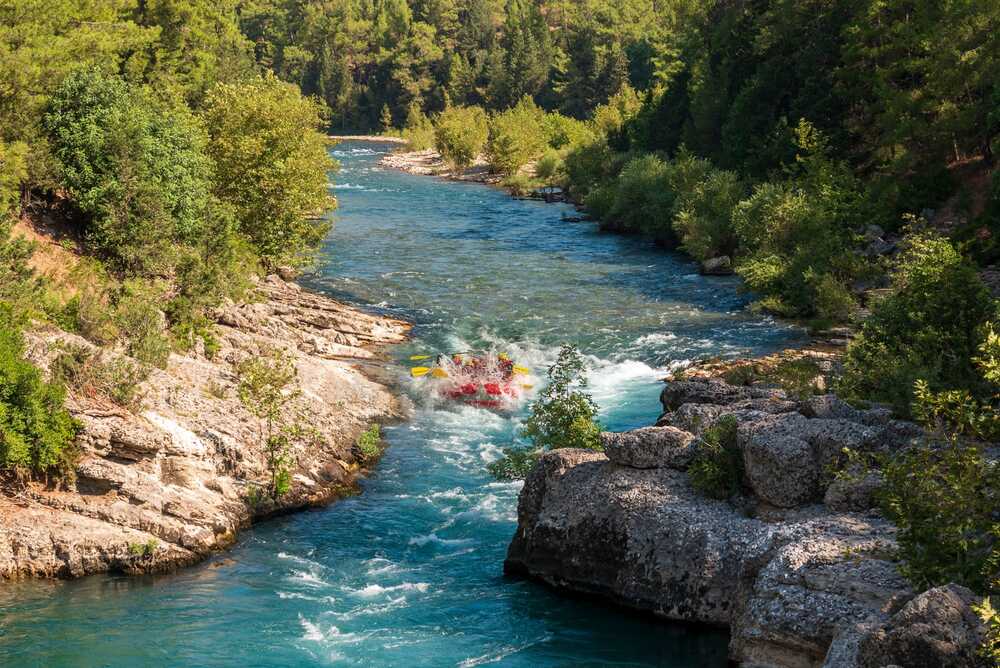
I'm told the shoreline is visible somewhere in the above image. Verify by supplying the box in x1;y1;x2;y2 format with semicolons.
330;134;408;144
0;275;411;579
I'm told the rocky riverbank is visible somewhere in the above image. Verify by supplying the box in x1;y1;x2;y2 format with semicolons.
379;148;500;184
505;373;989;666
0;275;410;579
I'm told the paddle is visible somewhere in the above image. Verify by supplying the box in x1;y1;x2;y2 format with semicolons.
411;367;449;378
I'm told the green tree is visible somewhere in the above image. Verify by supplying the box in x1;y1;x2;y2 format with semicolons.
486;96;547;175
44;68;213;274
202;73;335;268
488;345;601;480
434;105;488;169
236;346;300;499
0;304;78;480
839;233;997;415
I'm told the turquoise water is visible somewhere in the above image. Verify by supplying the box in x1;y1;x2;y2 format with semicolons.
0;141;804;667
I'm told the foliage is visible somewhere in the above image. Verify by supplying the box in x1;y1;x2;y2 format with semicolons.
839;234;996;415
486;446;540;482
0;220;44;319
600;154;675;243
879;441;1000;595
0;305;78;478
113;281;171;368
433;105;488;170
688;416;742;500
50;344;149;410
44;68;213;275
400;102;435;150
486;96;548;176
521;345;602;452
0;140;27;218
489;345;601;481
128;538;158;558
202;73;334;268
236;347;300;499
355;424;382;464
670;155;744;261
974;597;1000;665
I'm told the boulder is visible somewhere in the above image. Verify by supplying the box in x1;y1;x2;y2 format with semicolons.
601;426;696;469
857;584;987;668
701;255;734;275
824;470;884;512
506;449;915;666
738;412;879;508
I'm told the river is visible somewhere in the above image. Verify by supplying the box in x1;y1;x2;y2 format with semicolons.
0;141;804;667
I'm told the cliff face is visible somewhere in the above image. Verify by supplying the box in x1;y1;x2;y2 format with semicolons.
505;379;988;667
0;276;410;579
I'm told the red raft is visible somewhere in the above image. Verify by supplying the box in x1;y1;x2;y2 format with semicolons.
411;353;530;408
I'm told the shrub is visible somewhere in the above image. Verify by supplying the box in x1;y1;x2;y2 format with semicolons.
50;344;148;409
128;539;158;558
355;424;381;463
44;68;213;274
489;345;601;480
434;105;488;170
671;156;744;261
542;113;593;150
400;102;435;150
839;234;996;415
0;305;78;478
486;96;548;175
114;281;170;368
534;149;562;184
688;416;742;500
0;219;44;318
521;345;602;452
879;441;999;595
0;139;27;218
603;154;675;242
975;598;1000;664
202;73;334;268
236;347;300;498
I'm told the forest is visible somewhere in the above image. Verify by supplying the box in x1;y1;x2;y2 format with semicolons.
0;0;998;654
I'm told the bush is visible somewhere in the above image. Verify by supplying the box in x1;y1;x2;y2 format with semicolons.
400;102;435;150
50;344;148;409
0;139;27;218
534;149;562;184
355;424;381;463
489;345;601;480
603;154;675;242
486;96;548;175
542;113;593;150
879;441;999;595
434;105;488;170
839;234;996;415
202;73;334;268
0;305;78;478
45;68;213;274
114;281;171;368
688;416;742;500
0;219;44;318
671;155;744;261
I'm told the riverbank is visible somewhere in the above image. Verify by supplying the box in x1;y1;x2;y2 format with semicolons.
505;363;989;666
0;274;410;579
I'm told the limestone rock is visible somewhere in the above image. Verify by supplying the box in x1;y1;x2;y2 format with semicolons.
857;584;987;668
1;277;410;579
601;426;696;469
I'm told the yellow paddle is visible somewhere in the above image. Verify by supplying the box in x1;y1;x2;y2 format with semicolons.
513;365;530;375
409;354;431;361
411;366;449;378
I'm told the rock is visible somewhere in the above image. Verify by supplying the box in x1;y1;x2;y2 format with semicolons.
2;277;411;580
660;379;784;412
738;413;878;507
601;426;696;469
505;449;914;666
824;471;884;512
857;584;987;668
701;255;734;276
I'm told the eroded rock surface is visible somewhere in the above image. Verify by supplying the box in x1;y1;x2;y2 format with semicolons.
0;276;410;579
505;377;987;666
